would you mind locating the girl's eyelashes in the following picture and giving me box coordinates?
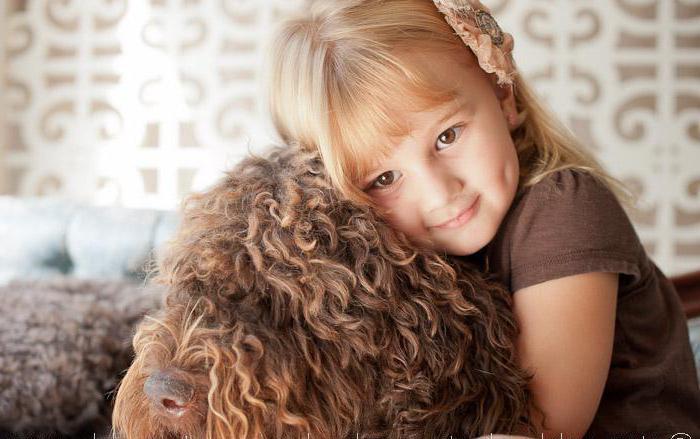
[368,170,402,191]
[436,124,465,150]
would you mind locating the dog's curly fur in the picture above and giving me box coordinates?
[112,143,538,438]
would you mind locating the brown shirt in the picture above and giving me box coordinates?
[465,168,700,437]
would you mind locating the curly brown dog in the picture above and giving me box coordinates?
[111,143,538,439]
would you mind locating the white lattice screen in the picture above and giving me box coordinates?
[1,0,699,275]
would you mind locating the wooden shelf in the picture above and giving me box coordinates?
[671,270,700,319]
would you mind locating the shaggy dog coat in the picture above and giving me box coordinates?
[112,143,537,438]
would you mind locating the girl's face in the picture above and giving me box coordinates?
[360,50,520,256]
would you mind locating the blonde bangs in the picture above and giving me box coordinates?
[326,46,462,205]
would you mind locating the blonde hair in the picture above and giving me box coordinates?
[265,0,639,216]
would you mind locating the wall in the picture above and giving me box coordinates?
[0,0,699,275]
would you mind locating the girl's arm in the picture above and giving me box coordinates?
[512,271,618,438]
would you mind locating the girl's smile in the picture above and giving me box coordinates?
[430,194,480,230]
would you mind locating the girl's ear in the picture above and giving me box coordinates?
[490,76,522,132]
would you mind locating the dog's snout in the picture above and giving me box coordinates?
[143,368,195,417]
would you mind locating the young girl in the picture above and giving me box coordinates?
[264,0,700,436]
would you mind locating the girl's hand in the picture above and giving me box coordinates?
[512,271,619,438]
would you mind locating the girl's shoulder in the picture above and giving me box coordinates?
[508,167,632,233]
[519,167,614,204]
[491,167,645,292]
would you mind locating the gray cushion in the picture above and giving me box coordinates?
[0,196,179,284]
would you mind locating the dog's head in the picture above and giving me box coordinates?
[112,143,535,439]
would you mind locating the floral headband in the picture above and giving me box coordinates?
[432,0,516,87]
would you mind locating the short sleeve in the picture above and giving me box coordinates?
[507,169,642,292]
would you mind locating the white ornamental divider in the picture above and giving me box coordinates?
[1,0,699,275]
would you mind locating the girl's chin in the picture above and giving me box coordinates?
[440,230,490,256]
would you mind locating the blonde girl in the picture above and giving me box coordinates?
[265,0,700,437]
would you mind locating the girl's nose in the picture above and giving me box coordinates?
[420,165,465,211]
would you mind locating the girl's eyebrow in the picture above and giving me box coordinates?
[432,102,463,131]
[403,97,473,143]
[429,99,473,134]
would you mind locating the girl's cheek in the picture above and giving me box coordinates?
[377,194,413,224]
[372,185,403,204]
[368,191,400,217]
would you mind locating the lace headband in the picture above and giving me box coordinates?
[432,0,516,87]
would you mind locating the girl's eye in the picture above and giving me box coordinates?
[369,170,402,190]
[436,125,464,150]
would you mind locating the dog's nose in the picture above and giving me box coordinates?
[143,368,195,417]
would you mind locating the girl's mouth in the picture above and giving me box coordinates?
[433,195,480,229]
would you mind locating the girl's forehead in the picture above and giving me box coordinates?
[396,45,482,83]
